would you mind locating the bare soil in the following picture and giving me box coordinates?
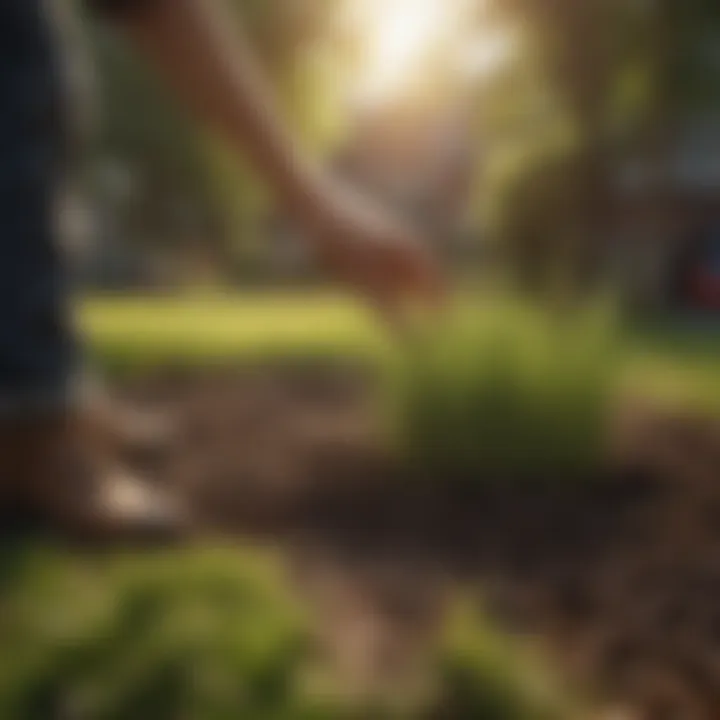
[123,364,720,719]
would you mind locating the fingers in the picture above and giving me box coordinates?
[393,239,447,310]
[368,242,447,341]
[311,210,446,336]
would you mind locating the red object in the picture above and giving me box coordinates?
[691,270,720,309]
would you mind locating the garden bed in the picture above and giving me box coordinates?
[120,363,720,720]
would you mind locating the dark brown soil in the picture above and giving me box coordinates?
[123,364,720,719]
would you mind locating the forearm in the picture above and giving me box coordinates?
[98,0,323,219]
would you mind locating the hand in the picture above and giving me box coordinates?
[301,185,446,327]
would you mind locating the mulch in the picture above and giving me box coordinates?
[123,364,720,719]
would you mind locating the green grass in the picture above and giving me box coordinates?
[384,300,623,482]
[0,541,582,720]
[624,324,720,415]
[0,544,341,720]
[435,602,580,720]
[80,291,720,414]
[81,292,390,374]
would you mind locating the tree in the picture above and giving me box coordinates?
[469,0,720,298]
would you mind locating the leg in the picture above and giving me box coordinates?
[0,0,183,540]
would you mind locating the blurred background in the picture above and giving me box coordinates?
[4,1,720,719]
[72,0,720,313]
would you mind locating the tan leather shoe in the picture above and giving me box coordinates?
[3,413,186,543]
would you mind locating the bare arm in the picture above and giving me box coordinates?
[98,0,322,222]
[93,0,443,311]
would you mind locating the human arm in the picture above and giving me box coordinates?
[90,0,444,312]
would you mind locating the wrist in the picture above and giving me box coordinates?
[276,163,333,238]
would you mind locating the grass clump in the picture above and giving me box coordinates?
[430,602,580,720]
[386,298,622,484]
[0,544,343,720]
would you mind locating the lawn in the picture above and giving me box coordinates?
[81,292,390,372]
[81,291,720,414]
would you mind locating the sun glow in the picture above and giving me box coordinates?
[341,0,514,108]
[361,0,449,102]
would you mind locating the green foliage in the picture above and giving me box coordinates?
[0,546,339,720]
[0,542,587,720]
[432,602,578,720]
[483,140,587,293]
[666,0,720,113]
[468,0,720,293]
[386,298,622,483]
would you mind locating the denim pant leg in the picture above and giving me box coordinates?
[0,1,82,417]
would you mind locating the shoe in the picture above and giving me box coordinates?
[2,413,186,543]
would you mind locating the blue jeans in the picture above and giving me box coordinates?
[0,0,81,415]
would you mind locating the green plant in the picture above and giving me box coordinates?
[0,543,589,720]
[0,545,339,720]
[430,602,579,720]
[385,298,622,483]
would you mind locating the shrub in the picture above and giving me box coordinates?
[0,545,339,720]
[385,298,622,484]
